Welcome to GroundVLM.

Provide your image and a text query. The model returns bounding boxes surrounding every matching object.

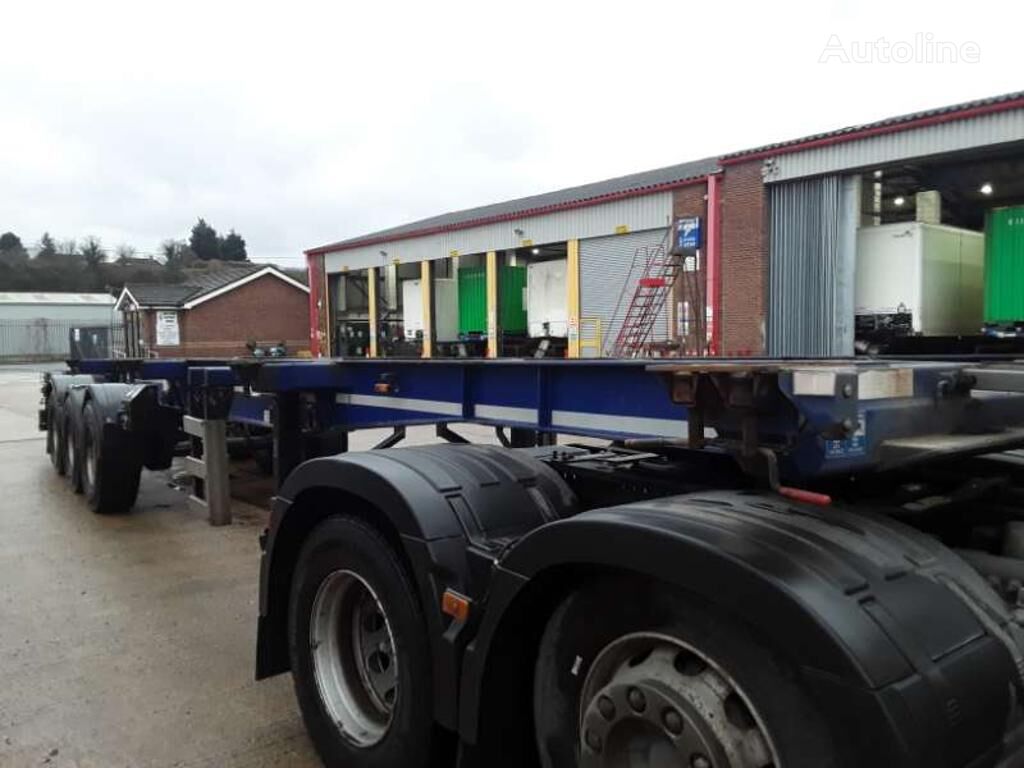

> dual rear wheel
[534,581,838,768]
[288,520,837,768]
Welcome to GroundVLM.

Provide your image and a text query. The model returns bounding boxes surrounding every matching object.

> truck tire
[534,579,841,768]
[80,399,142,515]
[287,516,452,768]
[65,388,88,494]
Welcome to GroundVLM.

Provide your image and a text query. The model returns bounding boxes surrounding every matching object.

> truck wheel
[534,580,840,768]
[288,516,449,768]
[80,400,142,515]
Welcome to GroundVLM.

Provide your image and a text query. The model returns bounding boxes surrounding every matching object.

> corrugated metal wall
[580,228,672,356]
[323,192,674,272]
[766,109,1024,182]
[767,175,854,357]
[0,319,124,361]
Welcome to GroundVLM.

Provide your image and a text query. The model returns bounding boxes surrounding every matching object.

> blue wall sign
[676,217,702,251]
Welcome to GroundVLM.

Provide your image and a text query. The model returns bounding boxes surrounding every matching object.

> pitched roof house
[115,265,309,358]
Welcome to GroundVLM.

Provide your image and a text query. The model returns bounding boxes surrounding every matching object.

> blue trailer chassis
[71,355,1024,484]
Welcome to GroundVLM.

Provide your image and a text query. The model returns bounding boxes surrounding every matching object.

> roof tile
[124,265,266,308]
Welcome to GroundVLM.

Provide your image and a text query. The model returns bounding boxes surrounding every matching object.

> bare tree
[161,239,196,268]
[58,239,78,258]
[116,244,138,264]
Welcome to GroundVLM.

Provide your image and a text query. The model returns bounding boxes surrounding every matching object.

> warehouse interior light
[894,196,906,207]
[980,182,994,195]
[873,170,883,178]
[531,248,540,255]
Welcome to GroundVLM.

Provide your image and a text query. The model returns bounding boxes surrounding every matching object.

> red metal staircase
[611,244,680,357]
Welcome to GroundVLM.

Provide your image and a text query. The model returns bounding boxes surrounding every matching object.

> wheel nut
[627,687,647,712]
[691,754,711,768]
[585,729,602,753]
[598,696,616,720]
[663,708,684,735]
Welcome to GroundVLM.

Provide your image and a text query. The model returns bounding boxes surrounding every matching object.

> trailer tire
[65,388,88,494]
[49,394,67,475]
[287,516,451,768]
[46,375,97,478]
[534,579,841,768]
[78,400,142,515]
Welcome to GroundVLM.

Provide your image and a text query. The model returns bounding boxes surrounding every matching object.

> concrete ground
[0,364,502,768]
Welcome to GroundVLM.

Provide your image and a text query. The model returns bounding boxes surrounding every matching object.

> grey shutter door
[767,174,855,357]
[580,228,672,357]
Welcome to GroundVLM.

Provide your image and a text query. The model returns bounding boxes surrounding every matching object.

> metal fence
[0,319,125,361]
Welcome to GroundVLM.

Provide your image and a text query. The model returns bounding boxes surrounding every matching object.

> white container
[855,222,984,335]
[402,279,424,340]
[402,278,459,342]
[527,259,567,338]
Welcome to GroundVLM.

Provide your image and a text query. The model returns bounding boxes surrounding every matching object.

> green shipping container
[458,267,487,334]
[985,206,1024,323]
[499,266,528,334]
[457,265,527,335]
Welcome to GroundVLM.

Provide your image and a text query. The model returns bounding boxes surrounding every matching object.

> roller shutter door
[767,175,856,357]
[580,228,672,357]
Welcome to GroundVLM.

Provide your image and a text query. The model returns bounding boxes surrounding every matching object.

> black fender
[460,490,1023,768]
[120,383,180,470]
[83,381,136,420]
[76,381,178,471]
[255,444,577,732]
[79,382,144,457]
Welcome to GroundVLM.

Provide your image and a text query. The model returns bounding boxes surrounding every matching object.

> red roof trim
[305,175,710,256]
[720,96,1024,165]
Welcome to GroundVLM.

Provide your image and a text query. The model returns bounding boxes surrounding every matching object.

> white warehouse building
[0,292,118,361]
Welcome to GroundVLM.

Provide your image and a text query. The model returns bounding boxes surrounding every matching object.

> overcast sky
[1,1,1019,266]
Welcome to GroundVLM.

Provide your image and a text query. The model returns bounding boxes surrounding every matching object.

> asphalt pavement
[0,363,320,768]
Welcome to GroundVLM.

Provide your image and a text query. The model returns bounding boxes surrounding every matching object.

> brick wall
[672,183,708,353]
[719,160,768,355]
[146,274,310,358]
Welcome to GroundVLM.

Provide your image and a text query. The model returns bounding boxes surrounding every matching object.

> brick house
[115,265,310,358]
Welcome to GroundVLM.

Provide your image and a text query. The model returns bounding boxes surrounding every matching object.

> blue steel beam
[254,359,691,441]
[70,357,1024,481]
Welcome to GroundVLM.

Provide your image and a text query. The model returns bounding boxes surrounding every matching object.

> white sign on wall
[155,311,180,346]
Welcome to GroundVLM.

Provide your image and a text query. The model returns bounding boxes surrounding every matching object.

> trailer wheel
[49,395,67,475]
[288,516,449,768]
[80,400,142,515]
[534,580,840,768]
[65,389,88,494]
